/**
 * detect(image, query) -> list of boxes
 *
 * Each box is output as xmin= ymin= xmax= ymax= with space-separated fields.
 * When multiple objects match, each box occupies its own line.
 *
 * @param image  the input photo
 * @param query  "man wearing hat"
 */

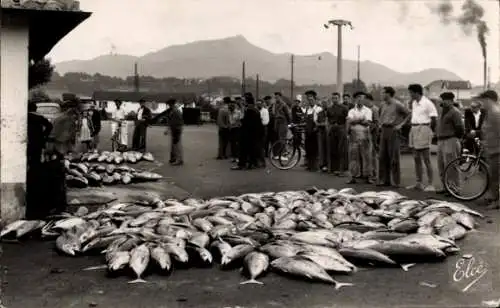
xmin=463 ymin=100 xmax=486 ymax=154
xmin=435 ymin=92 xmax=464 ymax=195
xmin=132 ymin=99 xmax=152 ymax=152
xmin=216 ymin=97 xmax=231 ymax=159
xmin=165 ymin=99 xmax=184 ymax=165
xmin=478 ymin=90 xmax=500 ymax=209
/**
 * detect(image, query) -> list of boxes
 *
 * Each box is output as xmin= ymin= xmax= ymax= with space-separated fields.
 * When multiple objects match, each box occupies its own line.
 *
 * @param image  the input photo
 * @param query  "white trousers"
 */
xmin=111 ymin=122 xmax=128 ymax=145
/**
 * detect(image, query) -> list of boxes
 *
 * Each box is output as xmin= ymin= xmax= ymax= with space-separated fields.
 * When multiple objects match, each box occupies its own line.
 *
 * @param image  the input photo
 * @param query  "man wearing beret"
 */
xmin=478 ymin=90 xmax=500 ymax=209
xmin=435 ymin=92 xmax=464 ymax=195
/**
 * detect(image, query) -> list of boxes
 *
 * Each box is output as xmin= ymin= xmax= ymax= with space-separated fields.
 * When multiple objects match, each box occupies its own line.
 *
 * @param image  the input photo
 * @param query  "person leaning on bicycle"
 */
xmin=463 ymin=100 xmax=486 ymax=156
xmin=111 ymin=99 xmax=128 ymax=150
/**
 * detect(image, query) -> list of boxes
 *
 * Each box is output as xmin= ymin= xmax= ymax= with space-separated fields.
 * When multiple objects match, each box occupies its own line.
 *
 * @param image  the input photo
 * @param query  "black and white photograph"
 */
xmin=1 ymin=0 xmax=500 ymax=307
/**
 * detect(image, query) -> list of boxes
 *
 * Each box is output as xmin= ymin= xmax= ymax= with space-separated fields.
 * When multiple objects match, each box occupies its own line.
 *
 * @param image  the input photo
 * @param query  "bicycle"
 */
xmin=269 ymin=123 xmax=305 ymax=170
xmin=443 ymin=137 xmax=490 ymax=201
xmin=111 ymin=121 xmax=128 ymax=152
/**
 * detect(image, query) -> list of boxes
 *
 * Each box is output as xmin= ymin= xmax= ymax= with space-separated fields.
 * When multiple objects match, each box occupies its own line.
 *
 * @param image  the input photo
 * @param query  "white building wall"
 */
xmin=0 ymin=14 xmax=30 ymax=224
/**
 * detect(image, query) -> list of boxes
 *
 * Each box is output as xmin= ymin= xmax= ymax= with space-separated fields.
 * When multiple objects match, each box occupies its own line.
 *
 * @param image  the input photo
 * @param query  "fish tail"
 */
xmin=333 ymin=281 xmax=354 ymax=290
xmin=128 ymin=278 xmax=147 ymax=284
xmin=83 ymin=265 xmax=107 ymax=271
xmin=240 ymin=279 xmax=264 ymax=285
xmin=401 ymin=263 xmax=416 ymax=272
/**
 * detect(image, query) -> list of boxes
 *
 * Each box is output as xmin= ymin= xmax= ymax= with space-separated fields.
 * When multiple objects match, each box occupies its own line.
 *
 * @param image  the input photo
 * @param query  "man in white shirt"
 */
xmin=111 ymin=99 xmax=128 ymax=148
xmin=346 ymin=92 xmax=373 ymax=184
xmin=304 ymin=90 xmax=322 ymax=171
xmin=257 ymin=99 xmax=270 ymax=167
xmin=406 ymin=84 xmax=438 ymax=191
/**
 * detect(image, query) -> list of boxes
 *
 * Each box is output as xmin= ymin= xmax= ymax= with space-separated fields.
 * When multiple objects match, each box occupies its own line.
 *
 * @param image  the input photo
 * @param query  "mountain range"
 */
xmin=54 ymin=35 xmax=463 ymax=86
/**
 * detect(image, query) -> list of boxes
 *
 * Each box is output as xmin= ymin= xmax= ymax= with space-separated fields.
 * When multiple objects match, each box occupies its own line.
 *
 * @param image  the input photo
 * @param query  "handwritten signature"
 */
xmin=453 ymin=255 xmax=488 ymax=292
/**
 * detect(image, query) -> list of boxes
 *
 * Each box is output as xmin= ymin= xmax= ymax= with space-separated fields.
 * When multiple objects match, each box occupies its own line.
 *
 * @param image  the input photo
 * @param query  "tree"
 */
xmin=29 ymin=88 xmax=50 ymax=102
xmin=28 ymin=58 xmax=54 ymax=89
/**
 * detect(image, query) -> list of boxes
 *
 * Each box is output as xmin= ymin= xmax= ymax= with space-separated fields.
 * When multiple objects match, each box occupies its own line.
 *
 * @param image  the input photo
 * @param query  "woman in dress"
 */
xmin=79 ymin=109 xmax=94 ymax=151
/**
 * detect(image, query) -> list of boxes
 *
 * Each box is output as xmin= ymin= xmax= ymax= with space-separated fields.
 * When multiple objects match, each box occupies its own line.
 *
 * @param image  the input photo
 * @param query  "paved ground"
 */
xmin=2 ymin=123 xmax=500 ymax=308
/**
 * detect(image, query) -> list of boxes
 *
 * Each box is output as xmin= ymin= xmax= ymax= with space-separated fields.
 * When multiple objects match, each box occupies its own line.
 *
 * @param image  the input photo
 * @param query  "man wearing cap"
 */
xmin=165 ymin=99 xmax=184 ymax=165
xmin=271 ymin=92 xmax=291 ymax=160
xmin=216 ymin=97 xmax=231 ymax=160
xmin=346 ymin=91 xmax=373 ymax=184
xmin=132 ymin=99 xmax=152 ymax=152
xmin=435 ymin=92 xmax=465 ymax=195
xmin=464 ymin=100 xmax=486 ymax=154
xmin=478 ymin=90 xmax=500 ymax=209
xmin=232 ymin=92 xmax=262 ymax=170
xmin=407 ymin=83 xmax=438 ymax=191
xmin=326 ymin=92 xmax=349 ymax=176
xmin=378 ymin=86 xmax=410 ymax=187
xmin=304 ymin=90 xmax=322 ymax=171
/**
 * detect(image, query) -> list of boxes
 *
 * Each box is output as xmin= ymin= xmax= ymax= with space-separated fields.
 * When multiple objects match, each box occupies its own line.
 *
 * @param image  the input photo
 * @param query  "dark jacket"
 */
xmin=28 ymin=112 xmax=53 ymax=153
xmin=436 ymin=106 xmax=465 ymax=139
xmin=464 ymin=108 xmax=486 ymax=134
xmin=241 ymin=105 xmax=263 ymax=138
xmin=90 ymin=110 xmax=101 ymax=136
xmin=167 ymin=107 xmax=184 ymax=129
xmin=137 ymin=106 xmax=152 ymax=124
xmin=291 ymin=105 xmax=305 ymax=124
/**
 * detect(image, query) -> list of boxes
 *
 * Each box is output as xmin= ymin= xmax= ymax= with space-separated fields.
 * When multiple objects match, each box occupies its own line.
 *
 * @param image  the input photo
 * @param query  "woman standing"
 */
xmin=79 ymin=109 xmax=94 ymax=151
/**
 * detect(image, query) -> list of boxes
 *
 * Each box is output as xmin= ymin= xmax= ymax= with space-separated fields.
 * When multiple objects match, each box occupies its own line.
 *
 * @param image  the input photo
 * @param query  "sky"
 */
xmin=48 ymin=0 xmax=500 ymax=85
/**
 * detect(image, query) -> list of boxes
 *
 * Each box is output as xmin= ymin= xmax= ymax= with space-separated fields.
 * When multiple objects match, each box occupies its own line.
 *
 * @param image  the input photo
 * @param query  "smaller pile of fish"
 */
xmin=0 ymin=188 xmax=484 ymax=288
xmin=66 ymin=150 xmax=155 ymax=165
xmin=65 ymin=161 xmax=163 ymax=188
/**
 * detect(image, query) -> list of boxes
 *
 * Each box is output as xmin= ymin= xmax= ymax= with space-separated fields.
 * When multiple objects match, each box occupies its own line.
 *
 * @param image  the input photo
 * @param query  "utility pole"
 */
xmin=256 ymin=74 xmax=260 ymax=99
xmin=241 ymin=61 xmax=246 ymax=96
xmin=356 ymin=45 xmax=360 ymax=90
xmin=324 ymin=19 xmax=353 ymax=97
xmin=290 ymin=54 xmax=295 ymax=100
xmin=134 ymin=62 xmax=140 ymax=92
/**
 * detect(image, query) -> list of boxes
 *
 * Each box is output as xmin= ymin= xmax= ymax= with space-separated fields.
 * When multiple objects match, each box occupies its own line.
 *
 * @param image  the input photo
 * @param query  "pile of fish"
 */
xmin=66 ymin=150 xmax=155 ymax=165
xmin=0 ymin=188 xmax=484 ymax=288
xmin=64 ymin=161 xmax=163 ymax=188
xmin=63 ymin=150 xmax=160 ymax=187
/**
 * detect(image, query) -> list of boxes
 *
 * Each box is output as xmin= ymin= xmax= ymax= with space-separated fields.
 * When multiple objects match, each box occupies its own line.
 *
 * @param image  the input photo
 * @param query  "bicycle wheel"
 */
xmin=443 ymin=156 xmax=490 ymax=201
xmin=269 ymin=140 xmax=301 ymax=170
xmin=278 ymin=142 xmax=301 ymax=170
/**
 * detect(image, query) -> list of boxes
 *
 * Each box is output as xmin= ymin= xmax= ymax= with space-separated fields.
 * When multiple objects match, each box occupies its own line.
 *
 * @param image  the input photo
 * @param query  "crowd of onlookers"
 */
xmin=216 ymin=85 xmax=500 ymax=210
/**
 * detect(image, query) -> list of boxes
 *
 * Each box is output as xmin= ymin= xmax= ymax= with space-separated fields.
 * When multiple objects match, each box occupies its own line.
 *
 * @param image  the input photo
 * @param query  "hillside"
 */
xmin=54 ymin=35 xmax=463 ymax=86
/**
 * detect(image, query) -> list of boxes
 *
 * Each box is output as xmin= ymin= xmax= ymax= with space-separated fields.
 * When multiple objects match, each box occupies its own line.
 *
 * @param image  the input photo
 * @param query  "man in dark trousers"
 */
xmin=132 ymin=99 xmax=152 ymax=152
xmin=463 ymin=100 xmax=486 ymax=154
xmin=326 ymin=92 xmax=349 ymax=176
xmin=89 ymin=104 xmax=101 ymax=150
xmin=377 ymin=86 xmax=410 ymax=187
xmin=165 ymin=99 xmax=184 ymax=165
xmin=216 ymin=97 xmax=231 ymax=159
xmin=435 ymin=92 xmax=464 ymax=195
xmin=271 ymin=92 xmax=291 ymax=159
xmin=263 ymin=95 xmax=275 ymax=157
xmin=27 ymin=102 xmax=53 ymax=168
xmin=477 ymin=90 xmax=500 ymax=209
xmin=231 ymin=92 xmax=263 ymax=170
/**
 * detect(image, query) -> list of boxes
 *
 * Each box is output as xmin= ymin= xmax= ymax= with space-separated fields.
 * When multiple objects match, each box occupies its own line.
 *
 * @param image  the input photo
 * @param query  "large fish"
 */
xmin=128 ymin=244 xmax=150 ymax=284
xmin=271 ymin=256 xmax=353 ymax=290
xmin=240 ymin=252 xmax=269 ymax=285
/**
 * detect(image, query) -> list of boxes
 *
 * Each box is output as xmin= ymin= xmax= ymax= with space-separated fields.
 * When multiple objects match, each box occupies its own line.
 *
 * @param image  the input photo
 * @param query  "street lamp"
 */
xmin=324 ymin=19 xmax=353 ymax=96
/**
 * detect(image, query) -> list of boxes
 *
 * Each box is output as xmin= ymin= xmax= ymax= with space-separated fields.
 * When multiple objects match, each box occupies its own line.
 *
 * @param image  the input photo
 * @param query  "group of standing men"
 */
xmin=215 ymin=84 xmax=500 ymax=210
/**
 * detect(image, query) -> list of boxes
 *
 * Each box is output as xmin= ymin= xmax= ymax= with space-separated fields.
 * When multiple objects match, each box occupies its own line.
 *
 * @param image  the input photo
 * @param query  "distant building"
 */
xmin=425 ymin=80 xmax=473 ymax=100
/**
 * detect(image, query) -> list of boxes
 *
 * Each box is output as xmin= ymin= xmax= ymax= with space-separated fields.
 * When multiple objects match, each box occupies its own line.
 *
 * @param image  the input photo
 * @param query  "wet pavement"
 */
xmin=2 ymin=124 xmax=499 ymax=308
